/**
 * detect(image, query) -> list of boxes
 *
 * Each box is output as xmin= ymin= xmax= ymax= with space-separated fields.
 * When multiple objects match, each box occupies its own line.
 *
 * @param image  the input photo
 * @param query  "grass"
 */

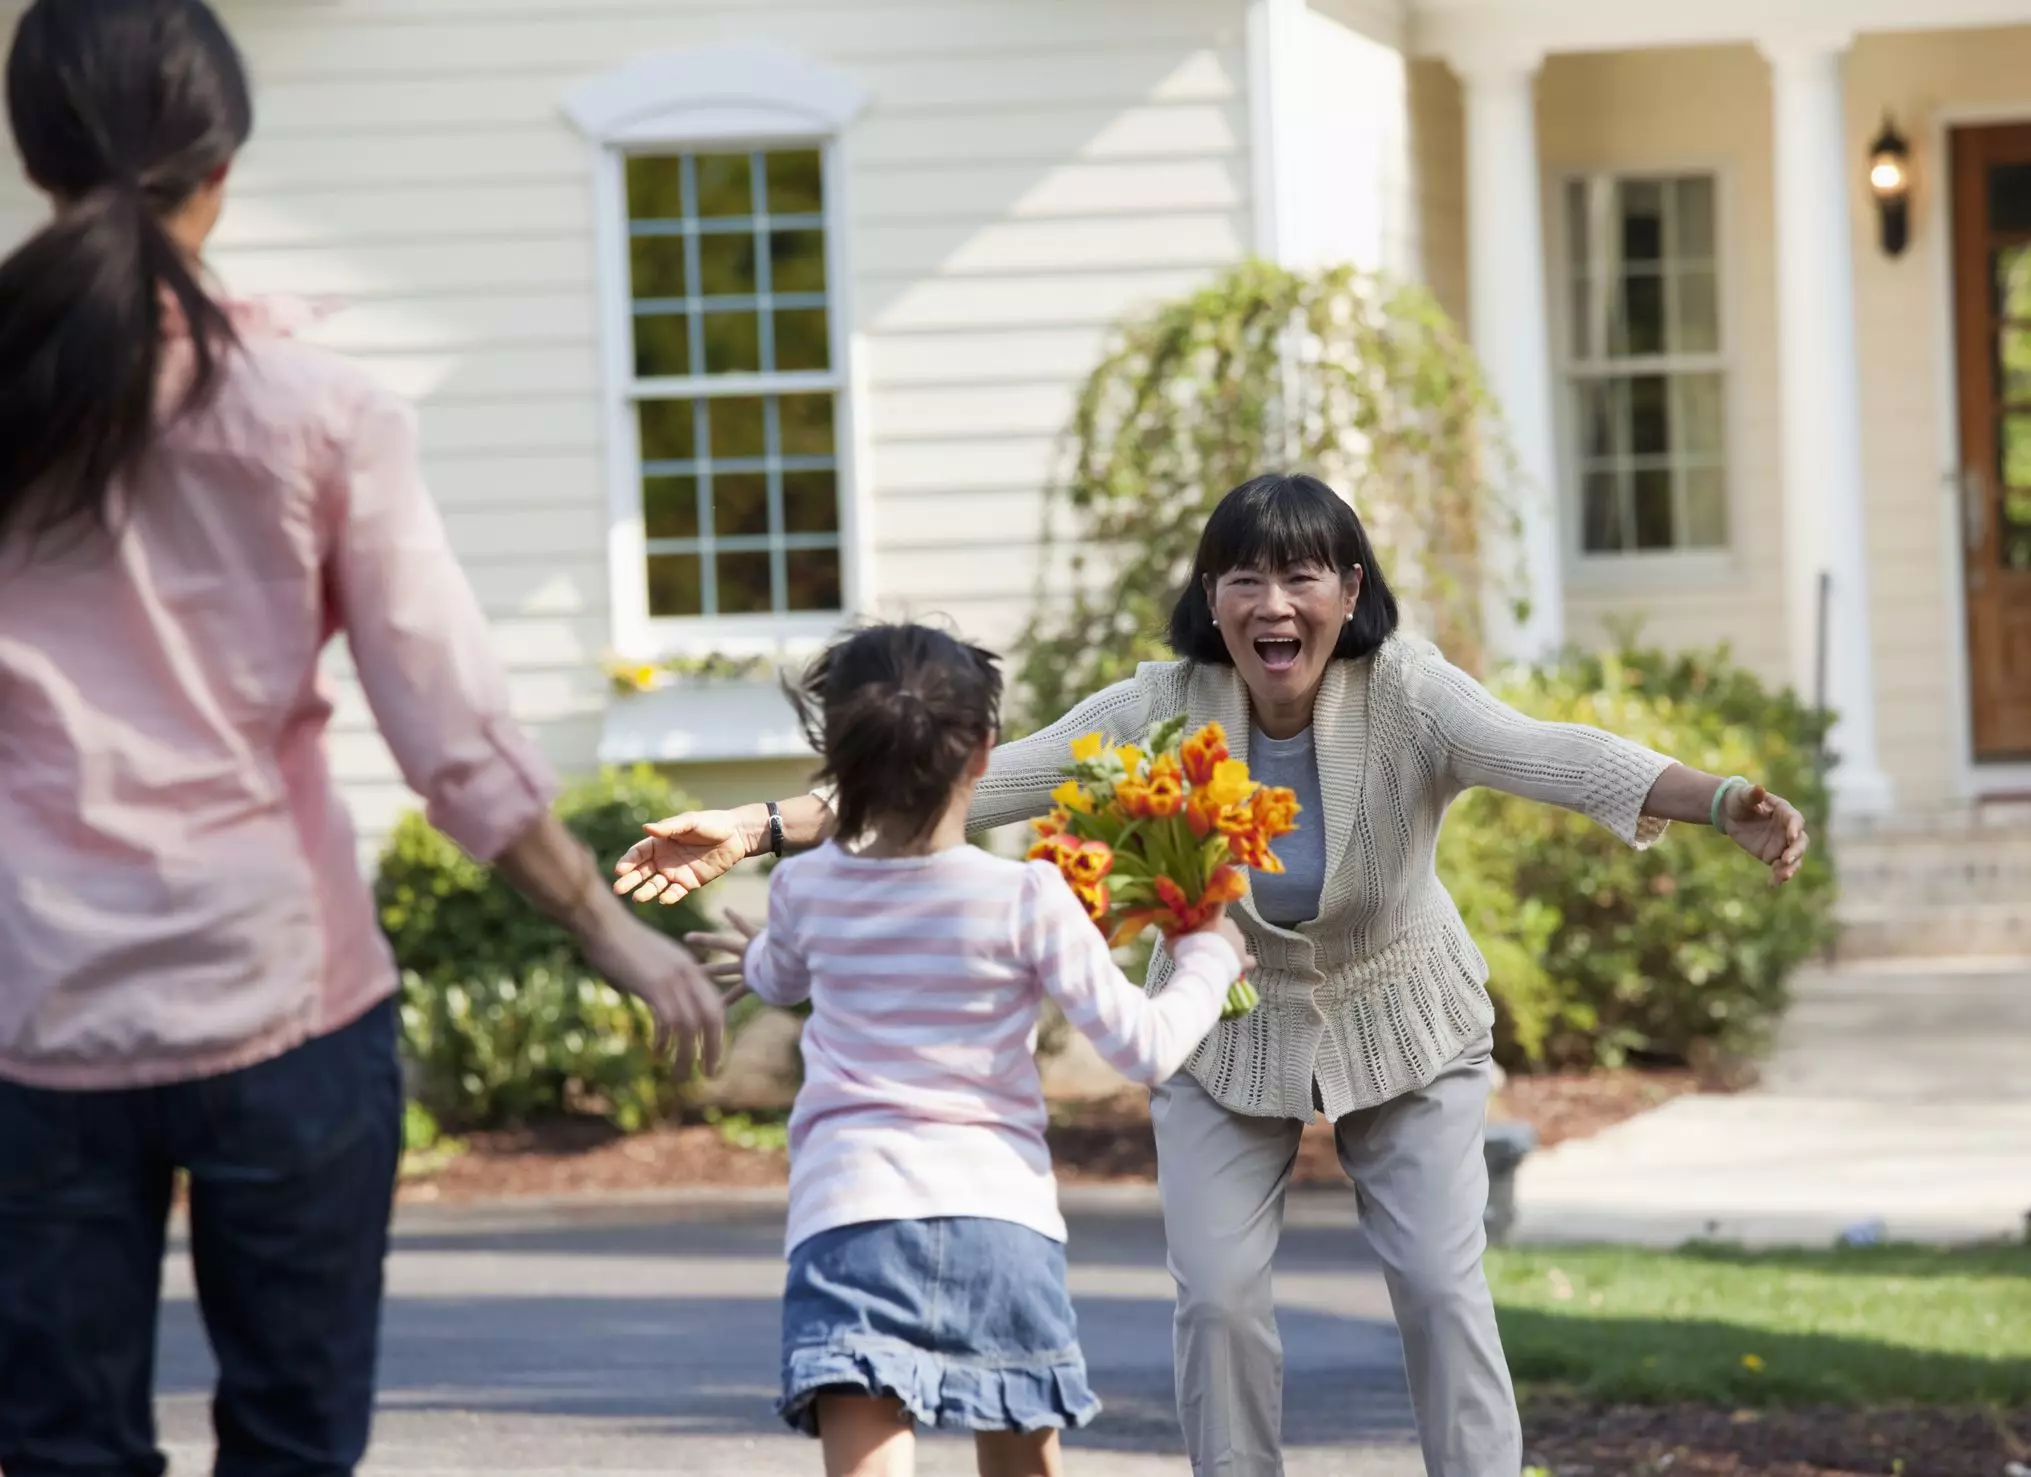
xmin=1486 ymin=1241 xmax=2031 ymax=1407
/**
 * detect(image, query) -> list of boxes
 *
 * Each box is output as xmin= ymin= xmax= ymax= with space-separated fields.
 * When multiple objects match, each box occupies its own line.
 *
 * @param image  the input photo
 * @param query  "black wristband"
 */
xmin=765 ymin=800 xmax=785 ymax=858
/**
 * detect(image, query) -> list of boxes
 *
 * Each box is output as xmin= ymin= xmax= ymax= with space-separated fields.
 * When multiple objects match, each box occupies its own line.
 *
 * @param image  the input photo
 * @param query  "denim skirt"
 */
xmin=778 ymin=1216 xmax=1102 ymax=1436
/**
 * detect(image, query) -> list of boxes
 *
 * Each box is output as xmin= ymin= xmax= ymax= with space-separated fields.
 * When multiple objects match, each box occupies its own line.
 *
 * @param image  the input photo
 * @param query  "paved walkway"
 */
xmin=155 ymin=1189 xmax=1426 ymax=1476
xmin=1513 ymin=958 xmax=2031 ymax=1246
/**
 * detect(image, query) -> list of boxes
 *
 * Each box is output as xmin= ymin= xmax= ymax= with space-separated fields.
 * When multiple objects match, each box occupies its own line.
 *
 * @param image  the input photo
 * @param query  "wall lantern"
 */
xmin=1868 ymin=116 xmax=1911 ymax=257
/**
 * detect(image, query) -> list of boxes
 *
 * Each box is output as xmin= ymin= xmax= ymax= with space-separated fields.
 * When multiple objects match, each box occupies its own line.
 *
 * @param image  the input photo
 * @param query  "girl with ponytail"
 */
xmin=0 ymin=5 xmax=721 ymax=1473
xmin=683 ymin=623 xmax=1253 ymax=1476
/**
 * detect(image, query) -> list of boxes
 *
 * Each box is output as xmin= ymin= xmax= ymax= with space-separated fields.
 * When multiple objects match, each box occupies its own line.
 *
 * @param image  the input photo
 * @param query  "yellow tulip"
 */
xmin=1052 ymin=779 xmax=1095 ymax=814
xmin=1070 ymin=733 xmax=1106 ymax=762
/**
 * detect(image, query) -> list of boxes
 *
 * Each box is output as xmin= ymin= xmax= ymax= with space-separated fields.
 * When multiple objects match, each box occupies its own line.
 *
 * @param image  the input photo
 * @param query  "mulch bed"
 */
xmin=1524 ymin=1396 xmax=2031 ymax=1477
xmin=399 ymin=1119 xmax=786 ymax=1204
xmin=400 ymin=1066 xmax=1702 ymax=1202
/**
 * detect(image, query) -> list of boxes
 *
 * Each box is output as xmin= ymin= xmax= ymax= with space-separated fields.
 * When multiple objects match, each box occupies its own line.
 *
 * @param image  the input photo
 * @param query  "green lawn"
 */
xmin=1487 ymin=1242 xmax=2031 ymax=1406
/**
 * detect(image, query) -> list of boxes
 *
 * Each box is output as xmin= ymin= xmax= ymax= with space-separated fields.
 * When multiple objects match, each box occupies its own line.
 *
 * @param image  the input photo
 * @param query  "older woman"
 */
xmin=619 ymin=472 xmax=1808 ymax=1477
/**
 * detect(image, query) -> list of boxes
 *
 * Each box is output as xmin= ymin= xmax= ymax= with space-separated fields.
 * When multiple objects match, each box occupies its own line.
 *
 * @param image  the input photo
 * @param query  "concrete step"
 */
xmin=1834 ymin=817 xmax=2031 ymax=960
xmin=1763 ymin=960 xmax=2031 ymax=1101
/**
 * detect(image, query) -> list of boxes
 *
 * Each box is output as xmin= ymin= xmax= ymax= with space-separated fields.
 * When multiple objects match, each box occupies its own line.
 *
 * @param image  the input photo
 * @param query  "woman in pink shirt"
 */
xmin=0 ymin=4 xmax=722 ymax=1474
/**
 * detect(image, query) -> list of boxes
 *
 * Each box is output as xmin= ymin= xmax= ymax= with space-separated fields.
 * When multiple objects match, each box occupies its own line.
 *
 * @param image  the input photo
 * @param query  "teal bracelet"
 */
xmin=1710 ymin=775 xmax=1750 ymax=834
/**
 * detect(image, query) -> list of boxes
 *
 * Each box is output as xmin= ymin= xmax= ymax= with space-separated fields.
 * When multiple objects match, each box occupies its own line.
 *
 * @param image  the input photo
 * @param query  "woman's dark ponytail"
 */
xmin=0 ymin=0 xmax=251 ymax=548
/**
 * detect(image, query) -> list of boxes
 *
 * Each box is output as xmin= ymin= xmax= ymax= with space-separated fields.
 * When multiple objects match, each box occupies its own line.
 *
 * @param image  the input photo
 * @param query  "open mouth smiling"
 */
xmin=1253 ymin=637 xmax=1301 ymax=673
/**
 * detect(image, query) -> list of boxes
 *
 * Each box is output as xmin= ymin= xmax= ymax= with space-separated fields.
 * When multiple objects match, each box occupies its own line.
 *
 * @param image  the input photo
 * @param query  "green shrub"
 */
xmin=1437 ymin=643 xmax=1836 ymax=1070
xmin=377 ymin=764 xmax=726 ymax=1131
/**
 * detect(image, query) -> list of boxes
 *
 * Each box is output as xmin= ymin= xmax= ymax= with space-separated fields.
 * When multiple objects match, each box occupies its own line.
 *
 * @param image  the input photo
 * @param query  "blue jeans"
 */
xmin=0 ymin=1000 xmax=403 ymax=1477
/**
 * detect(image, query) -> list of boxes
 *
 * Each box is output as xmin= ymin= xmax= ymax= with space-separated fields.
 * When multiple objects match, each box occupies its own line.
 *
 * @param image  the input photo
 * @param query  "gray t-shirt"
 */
xmin=1246 ymin=726 xmax=1325 ymax=928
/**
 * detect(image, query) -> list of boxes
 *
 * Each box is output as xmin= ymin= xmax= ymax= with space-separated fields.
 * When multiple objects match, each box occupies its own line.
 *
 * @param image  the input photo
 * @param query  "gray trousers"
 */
xmin=1149 ymin=1037 xmax=1521 ymax=1477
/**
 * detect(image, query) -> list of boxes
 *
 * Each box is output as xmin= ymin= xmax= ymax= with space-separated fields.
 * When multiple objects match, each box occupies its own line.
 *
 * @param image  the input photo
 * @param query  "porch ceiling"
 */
xmin=1410 ymin=0 xmax=2031 ymax=66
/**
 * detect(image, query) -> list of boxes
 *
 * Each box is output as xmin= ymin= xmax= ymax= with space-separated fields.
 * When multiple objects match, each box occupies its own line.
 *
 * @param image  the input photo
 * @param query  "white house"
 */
xmin=3 ymin=0 xmax=2027 ymax=856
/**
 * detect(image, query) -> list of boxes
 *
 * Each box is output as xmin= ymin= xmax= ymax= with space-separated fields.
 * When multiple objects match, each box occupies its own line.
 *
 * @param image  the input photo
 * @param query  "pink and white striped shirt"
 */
xmin=750 ymin=842 xmax=1243 ymax=1252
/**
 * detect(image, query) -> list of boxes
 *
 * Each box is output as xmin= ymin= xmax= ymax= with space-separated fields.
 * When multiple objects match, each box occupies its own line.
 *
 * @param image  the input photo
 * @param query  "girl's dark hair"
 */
xmin=1167 ymin=472 xmax=1400 ymax=664
xmin=791 ymin=623 xmax=1004 ymax=845
xmin=0 ymin=0 xmax=252 ymax=548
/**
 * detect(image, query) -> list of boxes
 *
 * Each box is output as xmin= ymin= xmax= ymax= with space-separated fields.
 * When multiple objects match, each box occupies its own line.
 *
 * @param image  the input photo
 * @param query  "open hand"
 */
xmin=614 ymin=811 xmax=753 ymax=905
xmin=577 ymin=919 xmax=726 ymax=1079
xmin=684 ymin=908 xmax=763 ymax=1009
xmin=1722 ymin=784 xmax=1810 ymax=884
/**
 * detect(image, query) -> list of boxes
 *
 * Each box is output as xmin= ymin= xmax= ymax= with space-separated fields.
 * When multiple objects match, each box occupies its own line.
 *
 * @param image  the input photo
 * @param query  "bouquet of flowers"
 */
xmin=1028 ymin=717 xmax=1300 ymax=1021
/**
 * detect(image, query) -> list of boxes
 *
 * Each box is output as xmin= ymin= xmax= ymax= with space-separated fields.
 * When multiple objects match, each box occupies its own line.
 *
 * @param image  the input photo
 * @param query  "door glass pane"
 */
xmin=2000 ymin=327 xmax=2031 ymax=403
xmin=716 ymin=550 xmax=775 ymax=614
xmin=1632 ymin=468 xmax=1675 ymax=549
xmin=1990 ymin=162 xmax=2031 ymax=234
xmin=646 ymin=554 xmax=702 ymax=617
xmin=1996 ymin=246 xmax=2031 ymax=319
xmin=2000 ymin=413 xmax=2031 ymax=487
xmin=2005 ymin=488 xmax=2031 ymax=570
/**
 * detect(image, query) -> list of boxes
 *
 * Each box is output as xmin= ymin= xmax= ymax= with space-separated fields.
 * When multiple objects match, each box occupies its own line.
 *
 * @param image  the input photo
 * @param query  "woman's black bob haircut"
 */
xmin=1166 ymin=472 xmax=1400 ymax=665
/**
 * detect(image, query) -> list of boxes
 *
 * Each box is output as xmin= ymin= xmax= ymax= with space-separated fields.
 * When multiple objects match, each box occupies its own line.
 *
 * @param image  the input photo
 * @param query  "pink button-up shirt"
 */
xmin=0 ymin=303 xmax=558 ymax=1090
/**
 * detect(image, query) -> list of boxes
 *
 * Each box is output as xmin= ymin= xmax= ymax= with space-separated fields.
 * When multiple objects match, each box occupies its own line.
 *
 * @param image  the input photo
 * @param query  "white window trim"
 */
xmin=565 ymin=45 xmax=871 ymax=662
xmin=1550 ymin=162 xmax=1746 ymax=590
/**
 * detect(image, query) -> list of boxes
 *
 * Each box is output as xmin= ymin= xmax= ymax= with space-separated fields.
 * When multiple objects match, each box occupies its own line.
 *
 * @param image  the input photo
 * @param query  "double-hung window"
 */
xmin=568 ymin=47 xmax=867 ymax=657
xmin=626 ymin=148 xmax=844 ymax=624
xmin=1562 ymin=173 xmax=1730 ymax=558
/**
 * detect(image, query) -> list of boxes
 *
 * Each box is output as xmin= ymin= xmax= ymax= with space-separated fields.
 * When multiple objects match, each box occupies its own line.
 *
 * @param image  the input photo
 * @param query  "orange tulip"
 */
xmin=1066 ymin=839 xmax=1114 ymax=887
xmin=1181 ymin=722 xmax=1230 ymax=786
xmin=1115 ymin=774 xmax=1155 ymax=820
xmin=1204 ymin=864 xmax=1248 ymax=905
xmin=1146 ymin=755 xmax=1185 ymax=818
xmin=1072 ymin=879 xmax=1110 ymax=924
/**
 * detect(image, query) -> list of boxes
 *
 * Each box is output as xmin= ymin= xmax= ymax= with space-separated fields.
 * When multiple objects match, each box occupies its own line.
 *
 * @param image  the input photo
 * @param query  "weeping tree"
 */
xmin=1012 ymin=260 xmax=1520 ymax=731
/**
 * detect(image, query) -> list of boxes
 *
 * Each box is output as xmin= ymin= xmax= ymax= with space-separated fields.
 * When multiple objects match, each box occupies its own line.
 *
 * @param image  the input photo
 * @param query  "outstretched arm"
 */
xmin=612 ymin=674 xmax=1150 ymax=905
xmin=1417 ymin=650 xmax=1809 ymax=883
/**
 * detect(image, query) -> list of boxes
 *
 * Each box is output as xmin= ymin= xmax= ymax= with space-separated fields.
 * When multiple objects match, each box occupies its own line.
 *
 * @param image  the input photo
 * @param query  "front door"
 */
xmin=1951 ymin=124 xmax=2031 ymax=760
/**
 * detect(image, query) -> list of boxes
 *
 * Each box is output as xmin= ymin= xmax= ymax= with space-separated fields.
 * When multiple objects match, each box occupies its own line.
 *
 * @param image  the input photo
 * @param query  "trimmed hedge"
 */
xmin=377 ymin=765 xmax=720 ymax=1131
xmin=1438 ymin=643 xmax=1836 ymax=1070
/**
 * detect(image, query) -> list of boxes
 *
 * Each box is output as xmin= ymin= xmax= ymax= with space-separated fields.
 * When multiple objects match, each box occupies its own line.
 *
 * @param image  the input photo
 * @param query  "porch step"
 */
xmin=1833 ymin=813 xmax=2031 ymax=961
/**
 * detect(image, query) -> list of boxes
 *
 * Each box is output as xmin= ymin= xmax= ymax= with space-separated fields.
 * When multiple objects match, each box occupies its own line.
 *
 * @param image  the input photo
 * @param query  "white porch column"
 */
xmin=1459 ymin=51 xmax=1565 ymax=665
xmin=1761 ymin=36 xmax=1893 ymax=817
xmin=1247 ymin=0 xmax=1412 ymax=274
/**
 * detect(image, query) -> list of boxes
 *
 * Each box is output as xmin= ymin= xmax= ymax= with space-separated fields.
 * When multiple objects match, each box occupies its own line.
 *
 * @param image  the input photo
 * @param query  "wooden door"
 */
xmin=1952 ymin=124 xmax=2031 ymax=760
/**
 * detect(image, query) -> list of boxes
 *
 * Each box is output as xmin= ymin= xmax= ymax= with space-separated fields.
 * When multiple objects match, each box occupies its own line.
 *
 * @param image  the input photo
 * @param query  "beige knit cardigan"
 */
xmin=971 ymin=636 xmax=1675 ymax=1120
